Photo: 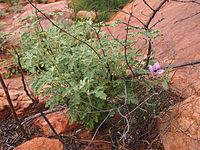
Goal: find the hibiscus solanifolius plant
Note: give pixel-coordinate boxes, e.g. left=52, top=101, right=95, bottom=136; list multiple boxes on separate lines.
left=16, top=20, right=167, bottom=129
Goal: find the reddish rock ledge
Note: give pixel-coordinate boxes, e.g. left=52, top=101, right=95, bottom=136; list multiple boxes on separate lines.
left=14, top=137, right=64, bottom=150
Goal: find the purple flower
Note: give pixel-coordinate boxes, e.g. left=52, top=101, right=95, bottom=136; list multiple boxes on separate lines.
left=149, top=62, right=164, bottom=75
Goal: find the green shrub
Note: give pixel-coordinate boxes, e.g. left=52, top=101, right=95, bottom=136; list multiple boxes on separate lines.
left=16, top=20, right=166, bottom=129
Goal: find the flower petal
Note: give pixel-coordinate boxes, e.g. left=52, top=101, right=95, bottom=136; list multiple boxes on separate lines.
left=157, top=69, right=165, bottom=74
left=149, top=65, right=154, bottom=74
left=153, top=62, right=160, bottom=70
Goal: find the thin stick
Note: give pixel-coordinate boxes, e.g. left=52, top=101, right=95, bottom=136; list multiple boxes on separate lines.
left=84, top=112, right=111, bottom=150
left=144, top=39, right=152, bottom=69
left=143, top=0, right=155, bottom=11
left=0, top=74, right=30, bottom=140
left=118, top=108, right=130, bottom=142
left=15, top=51, right=66, bottom=148
left=22, top=105, right=65, bottom=125
left=124, top=12, right=135, bottom=78
left=163, top=59, right=200, bottom=69
left=117, top=9, right=146, bottom=27
left=126, top=92, right=160, bottom=116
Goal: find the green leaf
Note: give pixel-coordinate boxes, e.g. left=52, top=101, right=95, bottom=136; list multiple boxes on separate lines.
left=162, top=79, right=169, bottom=91
left=95, top=90, right=107, bottom=100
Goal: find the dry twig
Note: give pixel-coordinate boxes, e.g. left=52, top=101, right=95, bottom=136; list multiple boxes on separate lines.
left=15, top=51, right=66, bottom=148
left=0, top=74, right=30, bottom=140
left=22, top=105, right=65, bottom=125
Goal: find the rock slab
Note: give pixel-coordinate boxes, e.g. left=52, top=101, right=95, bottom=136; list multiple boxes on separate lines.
left=159, top=95, right=200, bottom=150
left=34, top=109, right=77, bottom=137
left=14, top=137, right=64, bottom=150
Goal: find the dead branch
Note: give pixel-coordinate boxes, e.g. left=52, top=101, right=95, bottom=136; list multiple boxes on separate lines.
left=0, top=74, right=30, bottom=140
left=150, top=17, right=164, bottom=29
left=117, top=9, right=146, bottom=27
left=143, top=0, right=155, bottom=11
left=118, top=108, right=130, bottom=144
left=126, top=92, right=160, bottom=116
left=15, top=51, right=66, bottom=148
left=163, top=59, right=200, bottom=69
left=84, top=112, right=111, bottom=150
left=22, top=105, right=65, bottom=125
left=144, top=39, right=152, bottom=69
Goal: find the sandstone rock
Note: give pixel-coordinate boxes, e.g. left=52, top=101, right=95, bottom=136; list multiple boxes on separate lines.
left=0, top=89, right=4, bottom=97
left=14, top=137, right=64, bottom=150
left=107, top=0, right=200, bottom=98
left=34, top=109, right=77, bottom=137
left=1, top=1, right=74, bottom=48
left=3, top=89, right=20, bottom=101
left=0, top=76, right=49, bottom=119
left=76, top=10, right=96, bottom=21
left=15, top=100, right=33, bottom=115
left=0, top=3, right=9, bottom=11
left=2, top=77, right=24, bottom=90
left=0, top=97, right=10, bottom=120
left=158, top=95, right=200, bottom=150
left=16, top=1, right=73, bottom=24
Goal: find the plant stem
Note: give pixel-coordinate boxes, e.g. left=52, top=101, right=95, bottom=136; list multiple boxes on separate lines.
left=0, top=74, right=30, bottom=140
left=15, top=51, right=66, bottom=149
